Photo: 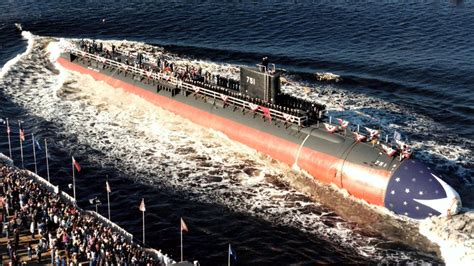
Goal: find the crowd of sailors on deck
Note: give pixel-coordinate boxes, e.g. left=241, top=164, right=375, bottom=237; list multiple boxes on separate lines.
left=1, top=164, right=168, bottom=265
left=78, top=40, right=323, bottom=124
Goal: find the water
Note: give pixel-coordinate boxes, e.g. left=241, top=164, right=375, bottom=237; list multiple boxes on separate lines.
left=0, top=0, right=472, bottom=264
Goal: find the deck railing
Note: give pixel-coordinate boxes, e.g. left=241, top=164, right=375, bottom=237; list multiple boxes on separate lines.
left=67, top=47, right=308, bottom=127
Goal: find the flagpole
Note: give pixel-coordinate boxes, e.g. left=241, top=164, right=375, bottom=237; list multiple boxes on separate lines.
left=228, top=244, right=231, bottom=266
left=107, top=180, right=111, bottom=220
left=32, top=134, right=37, bottom=174
left=6, top=118, right=12, bottom=158
left=19, top=121, right=24, bottom=168
left=180, top=220, right=183, bottom=262
left=72, top=157, right=76, bottom=200
left=142, top=206, right=145, bottom=245
left=45, top=139, right=50, bottom=182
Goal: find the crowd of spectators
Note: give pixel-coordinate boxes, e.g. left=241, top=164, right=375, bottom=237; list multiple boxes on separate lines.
left=1, top=163, right=168, bottom=265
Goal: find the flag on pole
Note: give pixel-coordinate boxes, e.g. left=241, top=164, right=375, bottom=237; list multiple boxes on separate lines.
left=35, top=139, right=42, bottom=150
left=19, top=126, right=25, bottom=141
left=106, top=180, right=111, bottom=193
left=7, top=124, right=11, bottom=134
left=229, top=244, right=237, bottom=261
left=180, top=218, right=188, bottom=233
left=393, top=130, right=402, bottom=141
left=139, top=198, right=146, bottom=212
left=72, top=157, right=81, bottom=172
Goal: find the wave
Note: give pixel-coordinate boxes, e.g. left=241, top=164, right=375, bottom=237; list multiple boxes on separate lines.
left=0, top=31, right=34, bottom=78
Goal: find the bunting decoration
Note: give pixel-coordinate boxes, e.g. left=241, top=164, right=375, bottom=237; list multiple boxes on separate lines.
left=259, top=106, right=271, bottom=120
left=324, top=123, right=338, bottom=133
left=381, top=144, right=397, bottom=157
left=283, top=113, right=295, bottom=122
left=365, top=127, right=380, bottom=139
left=337, top=118, right=349, bottom=128
left=353, top=132, right=366, bottom=142
left=249, top=103, right=259, bottom=111
left=220, top=94, right=229, bottom=102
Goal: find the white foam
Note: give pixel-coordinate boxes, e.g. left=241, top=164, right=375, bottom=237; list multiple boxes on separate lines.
left=0, top=31, right=35, bottom=78
left=1, top=36, right=471, bottom=263
left=419, top=212, right=474, bottom=265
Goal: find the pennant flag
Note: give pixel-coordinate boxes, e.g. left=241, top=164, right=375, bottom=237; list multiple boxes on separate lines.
left=35, top=139, right=42, bottom=150
left=229, top=244, right=237, bottom=261
left=249, top=103, right=259, bottom=111
left=259, top=106, right=271, bottom=120
left=381, top=144, right=397, bottom=157
left=72, top=156, right=81, bottom=172
left=337, top=118, right=349, bottom=128
left=180, top=218, right=188, bottom=233
left=353, top=132, right=366, bottom=142
left=324, top=123, right=338, bottom=133
left=19, top=126, right=25, bottom=142
left=139, top=198, right=146, bottom=212
left=365, top=127, right=380, bottom=139
left=106, top=180, right=111, bottom=193
left=220, top=94, right=229, bottom=102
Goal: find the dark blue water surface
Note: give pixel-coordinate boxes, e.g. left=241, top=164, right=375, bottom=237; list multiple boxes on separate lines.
left=0, top=0, right=472, bottom=264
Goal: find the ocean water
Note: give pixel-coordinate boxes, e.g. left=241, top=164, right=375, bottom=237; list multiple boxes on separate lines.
left=0, top=0, right=472, bottom=264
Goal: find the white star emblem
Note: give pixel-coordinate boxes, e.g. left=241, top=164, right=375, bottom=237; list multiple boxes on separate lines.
left=391, top=190, right=395, bottom=195
left=412, top=178, right=416, bottom=182
left=429, top=178, right=433, bottom=182
left=415, top=206, right=420, bottom=210
left=419, top=191, right=423, bottom=195
left=395, top=177, right=400, bottom=182
left=435, top=190, right=439, bottom=194
left=404, top=212, right=408, bottom=216
left=420, top=170, right=424, bottom=174
left=403, top=201, right=408, bottom=205
left=405, top=188, right=410, bottom=193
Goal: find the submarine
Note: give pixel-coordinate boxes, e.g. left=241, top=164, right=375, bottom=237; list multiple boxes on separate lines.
left=56, top=41, right=462, bottom=220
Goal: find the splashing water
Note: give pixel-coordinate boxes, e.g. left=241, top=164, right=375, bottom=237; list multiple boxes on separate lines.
left=0, top=34, right=472, bottom=264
